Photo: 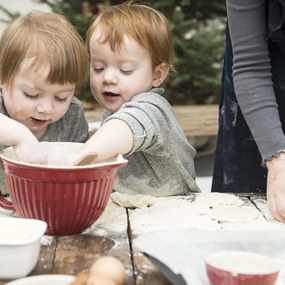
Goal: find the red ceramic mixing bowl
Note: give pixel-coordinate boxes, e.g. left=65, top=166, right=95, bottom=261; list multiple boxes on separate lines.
left=0, top=142, right=127, bottom=236
left=206, top=250, right=283, bottom=285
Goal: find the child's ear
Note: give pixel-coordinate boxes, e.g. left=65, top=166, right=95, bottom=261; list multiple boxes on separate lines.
left=152, top=63, right=170, bottom=87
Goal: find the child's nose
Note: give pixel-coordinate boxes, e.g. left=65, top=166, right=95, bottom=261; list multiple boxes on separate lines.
left=36, top=100, right=54, bottom=114
left=103, top=69, right=118, bottom=84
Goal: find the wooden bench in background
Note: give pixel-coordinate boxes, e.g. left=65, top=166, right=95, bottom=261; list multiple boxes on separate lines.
left=173, top=105, right=218, bottom=137
left=173, top=105, right=218, bottom=155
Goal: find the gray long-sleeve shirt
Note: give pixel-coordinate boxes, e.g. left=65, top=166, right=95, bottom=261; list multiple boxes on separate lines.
left=103, top=88, right=200, bottom=197
left=227, top=0, right=285, bottom=162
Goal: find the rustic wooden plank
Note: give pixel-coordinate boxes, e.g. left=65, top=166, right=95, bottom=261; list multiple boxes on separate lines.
left=6, top=193, right=279, bottom=285
left=0, top=202, right=134, bottom=285
left=51, top=233, right=135, bottom=285
left=30, top=238, right=57, bottom=275
left=132, top=248, right=172, bottom=285
left=84, top=200, right=135, bottom=284
left=52, top=235, right=115, bottom=274
left=127, top=196, right=194, bottom=285
left=0, top=234, right=134, bottom=285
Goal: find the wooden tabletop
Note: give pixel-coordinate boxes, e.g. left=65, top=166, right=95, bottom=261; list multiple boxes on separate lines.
left=0, top=193, right=275, bottom=285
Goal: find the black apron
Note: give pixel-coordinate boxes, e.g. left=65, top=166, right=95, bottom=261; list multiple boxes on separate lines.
left=212, top=0, right=285, bottom=193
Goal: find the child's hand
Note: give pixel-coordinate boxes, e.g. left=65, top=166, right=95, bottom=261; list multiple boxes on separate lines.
left=266, top=153, right=285, bottom=222
left=72, top=119, right=133, bottom=166
left=13, top=137, right=47, bottom=165
left=0, top=114, right=47, bottom=165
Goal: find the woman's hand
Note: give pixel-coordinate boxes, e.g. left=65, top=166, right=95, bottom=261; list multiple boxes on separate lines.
left=266, top=153, right=285, bottom=222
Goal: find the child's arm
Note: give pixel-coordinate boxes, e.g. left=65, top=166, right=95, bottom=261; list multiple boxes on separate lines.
left=73, top=119, right=134, bottom=165
left=0, top=113, right=47, bottom=164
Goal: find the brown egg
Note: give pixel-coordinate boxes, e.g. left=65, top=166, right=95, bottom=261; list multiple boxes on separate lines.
left=87, top=275, right=116, bottom=285
left=90, top=256, right=126, bottom=285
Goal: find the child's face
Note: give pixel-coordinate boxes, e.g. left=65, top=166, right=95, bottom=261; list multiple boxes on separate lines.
left=2, top=59, right=75, bottom=138
left=89, top=28, right=161, bottom=113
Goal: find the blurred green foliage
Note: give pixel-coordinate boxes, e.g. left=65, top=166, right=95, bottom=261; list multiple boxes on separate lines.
left=0, top=0, right=226, bottom=104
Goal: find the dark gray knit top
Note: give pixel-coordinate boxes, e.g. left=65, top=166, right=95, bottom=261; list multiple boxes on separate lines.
left=227, top=0, right=285, bottom=162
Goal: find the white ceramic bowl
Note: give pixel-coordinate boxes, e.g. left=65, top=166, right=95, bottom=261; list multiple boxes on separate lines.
left=5, top=274, right=75, bottom=285
left=0, top=218, right=47, bottom=279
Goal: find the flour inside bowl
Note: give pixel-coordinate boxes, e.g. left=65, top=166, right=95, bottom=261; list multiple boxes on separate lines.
left=1, top=141, right=85, bottom=167
left=43, top=142, right=83, bottom=166
left=47, top=157, right=70, bottom=167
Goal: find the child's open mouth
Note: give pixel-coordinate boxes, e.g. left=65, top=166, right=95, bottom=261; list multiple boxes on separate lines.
left=103, top=92, right=120, bottom=101
left=30, top=117, right=49, bottom=126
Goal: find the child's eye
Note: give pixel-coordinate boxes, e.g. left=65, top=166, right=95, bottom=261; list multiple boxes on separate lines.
left=24, top=92, right=38, bottom=99
left=55, top=97, right=68, bottom=102
left=93, top=67, right=104, bottom=73
left=120, top=69, right=133, bottom=75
